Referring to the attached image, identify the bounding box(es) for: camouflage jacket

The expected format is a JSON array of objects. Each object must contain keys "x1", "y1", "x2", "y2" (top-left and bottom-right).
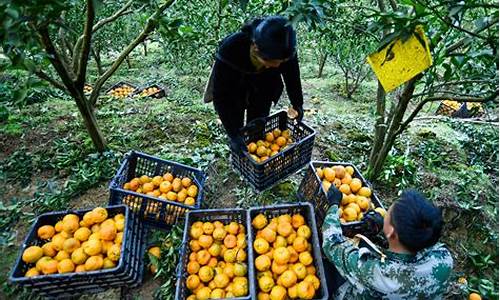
[{"x1": 322, "y1": 205, "x2": 453, "y2": 300}]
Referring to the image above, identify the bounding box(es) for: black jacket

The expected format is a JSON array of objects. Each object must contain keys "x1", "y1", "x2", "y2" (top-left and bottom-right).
[{"x1": 212, "y1": 29, "x2": 303, "y2": 137}]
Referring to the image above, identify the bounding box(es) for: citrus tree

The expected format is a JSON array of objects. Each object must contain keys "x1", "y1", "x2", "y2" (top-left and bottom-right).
[{"x1": 0, "y1": 0, "x2": 176, "y2": 152}]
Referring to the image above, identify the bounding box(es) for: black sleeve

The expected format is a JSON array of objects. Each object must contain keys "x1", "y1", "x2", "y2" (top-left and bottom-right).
[
  {"x1": 281, "y1": 54, "x2": 304, "y2": 108},
  {"x1": 212, "y1": 57, "x2": 244, "y2": 138}
]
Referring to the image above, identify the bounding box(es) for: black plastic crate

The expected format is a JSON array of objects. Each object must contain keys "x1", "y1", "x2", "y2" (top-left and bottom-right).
[
  {"x1": 35, "y1": 216, "x2": 146, "y2": 298},
  {"x1": 247, "y1": 203, "x2": 328, "y2": 300},
  {"x1": 109, "y1": 151, "x2": 206, "y2": 229},
  {"x1": 9, "y1": 205, "x2": 145, "y2": 296},
  {"x1": 133, "y1": 84, "x2": 166, "y2": 99},
  {"x1": 297, "y1": 161, "x2": 384, "y2": 238},
  {"x1": 174, "y1": 208, "x2": 254, "y2": 300},
  {"x1": 231, "y1": 110, "x2": 316, "y2": 191}
]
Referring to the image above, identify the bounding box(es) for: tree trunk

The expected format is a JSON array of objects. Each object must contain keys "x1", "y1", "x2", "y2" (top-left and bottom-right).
[
  {"x1": 126, "y1": 56, "x2": 132, "y2": 68},
  {"x1": 74, "y1": 93, "x2": 107, "y2": 152},
  {"x1": 367, "y1": 81, "x2": 387, "y2": 178},
  {"x1": 143, "y1": 42, "x2": 148, "y2": 56},
  {"x1": 368, "y1": 77, "x2": 419, "y2": 179},
  {"x1": 317, "y1": 53, "x2": 328, "y2": 78},
  {"x1": 92, "y1": 47, "x2": 104, "y2": 75}
]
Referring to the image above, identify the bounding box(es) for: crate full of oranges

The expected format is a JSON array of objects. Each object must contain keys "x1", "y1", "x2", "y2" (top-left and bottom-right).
[
  {"x1": 248, "y1": 203, "x2": 328, "y2": 300},
  {"x1": 8, "y1": 205, "x2": 145, "y2": 297},
  {"x1": 109, "y1": 151, "x2": 206, "y2": 228},
  {"x1": 297, "y1": 161, "x2": 386, "y2": 238},
  {"x1": 175, "y1": 209, "x2": 252, "y2": 300}
]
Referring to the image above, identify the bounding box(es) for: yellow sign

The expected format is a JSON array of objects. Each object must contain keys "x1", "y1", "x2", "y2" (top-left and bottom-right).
[{"x1": 367, "y1": 26, "x2": 432, "y2": 93}]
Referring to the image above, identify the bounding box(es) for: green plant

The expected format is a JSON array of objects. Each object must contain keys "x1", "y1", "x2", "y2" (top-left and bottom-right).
[{"x1": 381, "y1": 148, "x2": 417, "y2": 192}]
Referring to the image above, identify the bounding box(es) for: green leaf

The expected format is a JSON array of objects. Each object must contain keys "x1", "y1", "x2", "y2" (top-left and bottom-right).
[{"x1": 5, "y1": 7, "x2": 19, "y2": 19}]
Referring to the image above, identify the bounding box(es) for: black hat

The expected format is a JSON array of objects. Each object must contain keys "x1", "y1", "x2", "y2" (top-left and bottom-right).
[{"x1": 252, "y1": 16, "x2": 297, "y2": 60}]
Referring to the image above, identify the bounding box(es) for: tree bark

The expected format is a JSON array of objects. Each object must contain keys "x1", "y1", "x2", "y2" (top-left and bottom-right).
[
  {"x1": 143, "y1": 41, "x2": 148, "y2": 56},
  {"x1": 74, "y1": 94, "x2": 107, "y2": 152},
  {"x1": 317, "y1": 52, "x2": 327, "y2": 78},
  {"x1": 126, "y1": 56, "x2": 132, "y2": 68},
  {"x1": 92, "y1": 47, "x2": 104, "y2": 75}
]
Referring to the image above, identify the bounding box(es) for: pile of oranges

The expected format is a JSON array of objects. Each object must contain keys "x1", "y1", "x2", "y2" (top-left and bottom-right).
[
  {"x1": 316, "y1": 165, "x2": 385, "y2": 223},
  {"x1": 123, "y1": 173, "x2": 198, "y2": 207},
  {"x1": 84, "y1": 84, "x2": 93, "y2": 94},
  {"x1": 247, "y1": 129, "x2": 294, "y2": 163},
  {"x1": 22, "y1": 207, "x2": 124, "y2": 277},
  {"x1": 137, "y1": 86, "x2": 161, "y2": 97},
  {"x1": 184, "y1": 220, "x2": 249, "y2": 300},
  {"x1": 251, "y1": 213, "x2": 320, "y2": 300},
  {"x1": 108, "y1": 84, "x2": 135, "y2": 98}
]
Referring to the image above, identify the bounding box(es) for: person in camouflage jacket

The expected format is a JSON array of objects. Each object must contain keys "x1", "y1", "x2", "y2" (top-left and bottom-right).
[{"x1": 322, "y1": 189, "x2": 453, "y2": 299}]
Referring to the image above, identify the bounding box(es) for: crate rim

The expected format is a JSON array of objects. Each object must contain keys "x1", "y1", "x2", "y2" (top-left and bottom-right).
[
  {"x1": 240, "y1": 110, "x2": 317, "y2": 167},
  {"x1": 9, "y1": 204, "x2": 131, "y2": 283},
  {"x1": 307, "y1": 160, "x2": 384, "y2": 227},
  {"x1": 247, "y1": 202, "x2": 329, "y2": 300}
]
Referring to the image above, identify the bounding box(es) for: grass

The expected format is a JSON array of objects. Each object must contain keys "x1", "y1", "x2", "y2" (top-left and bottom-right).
[{"x1": 0, "y1": 46, "x2": 498, "y2": 299}]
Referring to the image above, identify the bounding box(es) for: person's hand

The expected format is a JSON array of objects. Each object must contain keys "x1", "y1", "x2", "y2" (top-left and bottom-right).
[
  {"x1": 229, "y1": 134, "x2": 247, "y2": 157},
  {"x1": 361, "y1": 211, "x2": 384, "y2": 237},
  {"x1": 326, "y1": 186, "x2": 343, "y2": 207},
  {"x1": 288, "y1": 106, "x2": 304, "y2": 122}
]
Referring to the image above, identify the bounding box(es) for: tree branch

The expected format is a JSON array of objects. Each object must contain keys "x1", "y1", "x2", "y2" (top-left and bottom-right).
[
  {"x1": 37, "y1": 25, "x2": 77, "y2": 96},
  {"x1": 445, "y1": 17, "x2": 498, "y2": 54},
  {"x1": 92, "y1": 0, "x2": 134, "y2": 33},
  {"x1": 72, "y1": 0, "x2": 134, "y2": 73},
  {"x1": 34, "y1": 70, "x2": 67, "y2": 92},
  {"x1": 89, "y1": 0, "x2": 176, "y2": 106},
  {"x1": 76, "y1": 0, "x2": 96, "y2": 87}
]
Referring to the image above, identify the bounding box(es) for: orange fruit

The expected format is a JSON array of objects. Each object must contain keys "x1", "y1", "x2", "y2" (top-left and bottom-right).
[
  {"x1": 199, "y1": 235, "x2": 214, "y2": 249},
  {"x1": 92, "y1": 207, "x2": 108, "y2": 223},
  {"x1": 208, "y1": 257, "x2": 218, "y2": 267},
  {"x1": 103, "y1": 257, "x2": 116, "y2": 269},
  {"x1": 265, "y1": 132, "x2": 274, "y2": 142},
  {"x1": 345, "y1": 166, "x2": 354, "y2": 176},
  {"x1": 259, "y1": 275, "x2": 275, "y2": 293},
  {"x1": 273, "y1": 236, "x2": 288, "y2": 249},
  {"x1": 276, "y1": 137, "x2": 287, "y2": 147},
  {"x1": 151, "y1": 176, "x2": 163, "y2": 187},
  {"x1": 357, "y1": 196, "x2": 370, "y2": 211},
  {"x1": 62, "y1": 218, "x2": 79, "y2": 234},
  {"x1": 107, "y1": 244, "x2": 121, "y2": 261},
  {"x1": 142, "y1": 182, "x2": 154, "y2": 193},
  {"x1": 25, "y1": 267, "x2": 39, "y2": 277},
  {"x1": 297, "y1": 280, "x2": 315, "y2": 299},
  {"x1": 197, "y1": 250, "x2": 211, "y2": 265},
  {"x1": 85, "y1": 255, "x2": 104, "y2": 271},
  {"x1": 469, "y1": 293, "x2": 482, "y2": 300},
  {"x1": 187, "y1": 261, "x2": 200, "y2": 274},
  {"x1": 214, "y1": 273, "x2": 230, "y2": 288},
  {"x1": 254, "y1": 238, "x2": 270, "y2": 254},
  {"x1": 190, "y1": 225, "x2": 204, "y2": 239},
  {"x1": 248, "y1": 142, "x2": 258, "y2": 153},
  {"x1": 224, "y1": 234, "x2": 237, "y2": 248},
  {"x1": 270, "y1": 285, "x2": 287, "y2": 300},
  {"x1": 172, "y1": 178, "x2": 182, "y2": 192},
  {"x1": 341, "y1": 173, "x2": 352, "y2": 185},
  {"x1": 74, "y1": 227, "x2": 91, "y2": 242},
  {"x1": 323, "y1": 168, "x2": 335, "y2": 182},
  {"x1": 83, "y1": 239, "x2": 102, "y2": 256},
  {"x1": 38, "y1": 225, "x2": 56, "y2": 240},
  {"x1": 350, "y1": 178, "x2": 362, "y2": 193},
  {"x1": 339, "y1": 183, "x2": 351, "y2": 195},
  {"x1": 252, "y1": 214, "x2": 268, "y2": 229},
  {"x1": 41, "y1": 259, "x2": 58, "y2": 275},
  {"x1": 286, "y1": 245, "x2": 298, "y2": 263},
  {"x1": 226, "y1": 222, "x2": 239, "y2": 235},
  {"x1": 75, "y1": 264, "x2": 86, "y2": 272},
  {"x1": 202, "y1": 222, "x2": 215, "y2": 235},
  {"x1": 261, "y1": 227, "x2": 276, "y2": 243},
  {"x1": 139, "y1": 175, "x2": 150, "y2": 184},
  {"x1": 304, "y1": 274, "x2": 321, "y2": 290},
  {"x1": 273, "y1": 247, "x2": 290, "y2": 265},
  {"x1": 63, "y1": 238, "x2": 80, "y2": 253},
  {"x1": 100, "y1": 225, "x2": 117, "y2": 241},
  {"x1": 236, "y1": 248, "x2": 247, "y2": 262},
  {"x1": 271, "y1": 260, "x2": 288, "y2": 275},
  {"x1": 255, "y1": 255, "x2": 271, "y2": 271},
  {"x1": 223, "y1": 248, "x2": 237, "y2": 263},
  {"x1": 71, "y1": 247, "x2": 88, "y2": 265},
  {"x1": 54, "y1": 221, "x2": 64, "y2": 232},
  {"x1": 234, "y1": 263, "x2": 247, "y2": 277},
  {"x1": 187, "y1": 185, "x2": 198, "y2": 197},
  {"x1": 232, "y1": 277, "x2": 248, "y2": 297},
  {"x1": 280, "y1": 270, "x2": 297, "y2": 288},
  {"x1": 277, "y1": 222, "x2": 293, "y2": 237},
  {"x1": 273, "y1": 128, "x2": 282, "y2": 138},
  {"x1": 22, "y1": 246, "x2": 43, "y2": 263},
  {"x1": 54, "y1": 250, "x2": 70, "y2": 261},
  {"x1": 334, "y1": 166, "x2": 346, "y2": 179},
  {"x1": 213, "y1": 227, "x2": 227, "y2": 241},
  {"x1": 159, "y1": 181, "x2": 172, "y2": 193},
  {"x1": 256, "y1": 146, "x2": 267, "y2": 157},
  {"x1": 292, "y1": 263, "x2": 307, "y2": 279},
  {"x1": 292, "y1": 237, "x2": 308, "y2": 253},
  {"x1": 291, "y1": 214, "x2": 305, "y2": 229},
  {"x1": 198, "y1": 265, "x2": 215, "y2": 282},
  {"x1": 211, "y1": 289, "x2": 225, "y2": 299},
  {"x1": 342, "y1": 207, "x2": 357, "y2": 222},
  {"x1": 57, "y1": 258, "x2": 75, "y2": 274},
  {"x1": 288, "y1": 284, "x2": 298, "y2": 298},
  {"x1": 208, "y1": 243, "x2": 222, "y2": 257},
  {"x1": 334, "y1": 178, "x2": 342, "y2": 188},
  {"x1": 299, "y1": 251, "x2": 313, "y2": 266},
  {"x1": 163, "y1": 173, "x2": 174, "y2": 182},
  {"x1": 322, "y1": 180, "x2": 331, "y2": 193},
  {"x1": 196, "y1": 286, "x2": 211, "y2": 300},
  {"x1": 358, "y1": 187, "x2": 372, "y2": 197},
  {"x1": 316, "y1": 168, "x2": 324, "y2": 180},
  {"x1": 41, "y1": 242, "x2": 57, "y2": 257},
  {"x1": 306, "y1": 265, "x2": 316, "y2": 275},
  {"x1": 297, "y1": 225, "x2": 312, "y2": 239},
  {"x1": 375, "y1": 207, "x2": 387, "y2": 217},
  {"x1": 347, "y1": 203, "x2": 361, "y2": 214}
]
